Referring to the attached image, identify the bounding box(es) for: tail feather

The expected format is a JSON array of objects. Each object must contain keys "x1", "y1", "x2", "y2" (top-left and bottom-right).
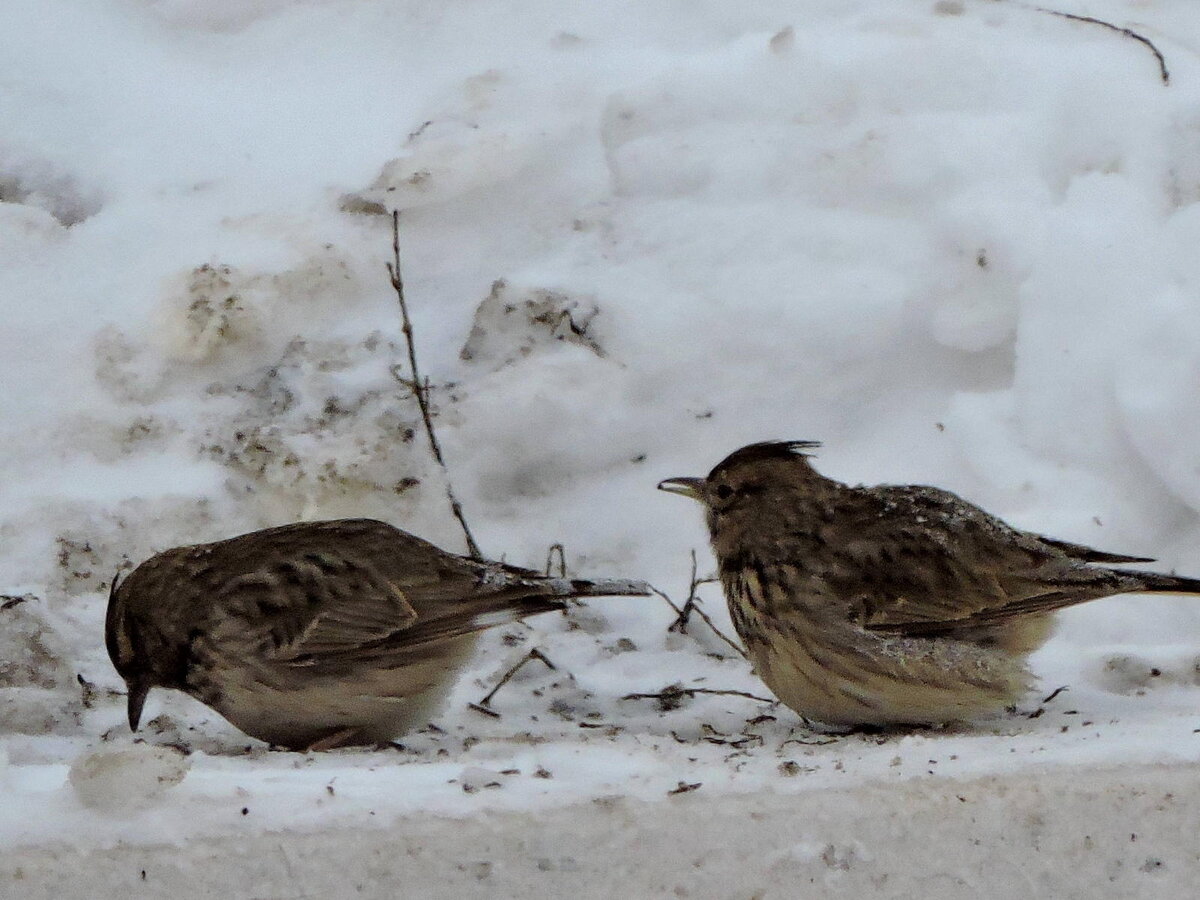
[
  {"x1": 1040, "y1": 536, "x2": 1155, "y2": 564},
  {"x1": 1135, "y1": 571, "x2": 1200, "y2": 595},
  {"x1": 397, "y1": 577, "x2": 650, "y2": 648},
  {"x1": 463, "y1": 576, "x2": 651, "y2": 634}
]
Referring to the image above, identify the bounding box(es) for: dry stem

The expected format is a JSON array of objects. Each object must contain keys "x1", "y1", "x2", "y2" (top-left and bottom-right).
[
  {"x1": 622, "y1": 686, "x2": 776, "y2": 705},
  {"x1": 478, "y1": 648, "x2": 557, "y2": 708},
  {"x1": 544, "y1": 543, "x2": 567, "y2": 577},
  {"x1": 668, "y1": 549, "x2": 719, "y2": 631},
  {"x1": 1004, "y1": 2, "x2": 1170, "y2": 85},
  {"x1": 653, "y1": 587, "x2": 745, "y2": 658},
  {"x1": 386, "y1": 210, "x2": 482, "y2": 560}
]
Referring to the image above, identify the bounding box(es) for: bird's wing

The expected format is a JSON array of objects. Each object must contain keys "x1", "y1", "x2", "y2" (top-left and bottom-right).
[
  {"x1": 207, "y1": 553, "x2": 422, "y2": 661},
  {"x1": 820, "y1": 485, "x2": 1141, "y2": 636},
  {"x1": 202, "y1": 542, "x2": 564, "y2": 670}
]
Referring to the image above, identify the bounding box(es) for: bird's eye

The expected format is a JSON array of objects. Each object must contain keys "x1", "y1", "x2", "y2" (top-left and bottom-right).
[{"x1": 714, "y1": 484, "x2": 734, "y2": 501}]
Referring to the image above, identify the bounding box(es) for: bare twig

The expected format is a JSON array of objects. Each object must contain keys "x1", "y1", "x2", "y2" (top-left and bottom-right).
[
  {"x1": 1027, "y1": 684, "x2": 1070, "y2": 719},
  {"x1": 386, "y1": 210, "x2": 482, "y2": 560},
  {"x1": 544, "y1": 543, "x2": 566, "y2": 577},
  {"x1": 1042, "y1": 685, "x2": 1069, "y2": 704},
  {"x1": 1012, "y1": 3, "x2": 1169, "y2": 85},
  {"x1": 780, "y1": 731, "x2": 839, "y2": 749},
  {"x1": 544, "y1": 544, "x2": 576, "y2": 615},
  {"x1": 478, "y1": 648, "x2": 557, "y2": 708},
  {"x1": 669, "y1": 549, "x2": 719, "y2": 631},
  {"x1": 467, "y1": 702, "x2": 501, "y2": 719},
  {"x1": 653, "y1": 587, "x2": 746, "y2": 659},
  {"x1": 698, "y1": 723, "x2": 765, "y2": 749},
  {"x1": 1043, "y1": 9, "x2": 1168, "y2": 84},
  {"x1": 622, "y1": 685, "x2": 777, "y2": 706},
  {"x1": 1027, "y1": 686, "x2": 1075, "y2": 724}
]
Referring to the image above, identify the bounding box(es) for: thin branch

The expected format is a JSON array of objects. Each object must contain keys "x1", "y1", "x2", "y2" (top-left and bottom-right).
[
  {"x1": 622, "y1": 686, "x2": 777, "y2": 705},
  {"x1": 545, "y1": 544, "x2": 574, "y2": 615},
  {"x1": 478, "y1": 648, "x2": 557, "y2": 708},
  {"x1": 1042, "y1": 684, "x2": 1069, "y2": 705},
  {"x1": 780, "y1": 731, "x2": 839, "y2": 748},
  {"x1": 544, "y1": 543, "x2": 567, "y2": 577},
  {"x1": 669, "y1": 549, "x2": 719, "y2": 631},
  {"x1": 1013, "y1": 3, "x2": 1169, "y2": 85},
  {"x1": 386, "y1": 210, "x2": 482, "y2": 560},
  {"x1": 653, "y1": 586, "x2": 746, "y2": 659},
  {"x1": 1027, "y1": 684, "x2": 1071, "y2": 719},
  {"x1": 1042, "y1": 9, "x2": 1168, "y2": 85}
]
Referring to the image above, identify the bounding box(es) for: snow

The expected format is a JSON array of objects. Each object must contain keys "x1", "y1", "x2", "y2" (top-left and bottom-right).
[{"x1": 4, "y1": 0, "x2": 1200, "y2": 889}]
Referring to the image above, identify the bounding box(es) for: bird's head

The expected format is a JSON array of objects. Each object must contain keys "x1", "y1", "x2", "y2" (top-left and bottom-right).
[
  {"x1": 658, "y1": 440, "x2": 825, "y2": 543},
  {"x1": 105, "y1": 571, "x2": 157, "y2": 733}
]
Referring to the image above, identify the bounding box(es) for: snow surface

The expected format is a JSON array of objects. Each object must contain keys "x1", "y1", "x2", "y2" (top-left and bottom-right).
[{"x1": 4, "y1": 0, "x2": 1200, "y2": 880}]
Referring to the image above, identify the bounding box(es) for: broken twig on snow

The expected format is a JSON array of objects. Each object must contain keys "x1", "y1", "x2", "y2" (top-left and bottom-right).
[
  {"x1": 477, "y1": 648, "x2": 557, "y2": 708},
  {"x1": 1042, "y1": 685, "x2": 1069, "y2": 705},
  {"x1": 622, "y1": 684, "x2": 777, "y2": 707},
  {"x1": 0, "y1": 594, "x2": 30, "y2": 611},
  {"x1": 668, "y1": 549, "x2": 719, "y2": 632},
  {"x1": 544, "y1": 543, "x2": 567, "y2": 578},
  {"x1": 1009, "y1": 2, "x2": 1169, "y2": 85},
  {"x1": 386, "y1": 210, "x2": 482, "y2": 560},
  {"x1": 653, "y1": 582, "x2": 746, "y2": 659}
]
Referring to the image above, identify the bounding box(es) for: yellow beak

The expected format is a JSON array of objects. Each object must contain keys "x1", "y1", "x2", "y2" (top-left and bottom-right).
[{"x1": 657, "y1": 477, "x2": 705, "y2": 500}]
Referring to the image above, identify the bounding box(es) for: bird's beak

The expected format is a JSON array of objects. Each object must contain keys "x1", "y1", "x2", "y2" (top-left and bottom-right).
[
  {"x1": 126, "y1": 678, "x2": 149, "y2": 732},
  {"x1": 657, "y1": 477, "x2": 705, "y2": 501}
]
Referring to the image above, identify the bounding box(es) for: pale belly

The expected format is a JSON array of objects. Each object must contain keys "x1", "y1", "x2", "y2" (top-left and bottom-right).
[
  {"x1": 736, "y1": 611, "x2": 1039, "y2": 727},
  {"x1": 190, "y1": 635, "x2": 478, "y2": 749}
]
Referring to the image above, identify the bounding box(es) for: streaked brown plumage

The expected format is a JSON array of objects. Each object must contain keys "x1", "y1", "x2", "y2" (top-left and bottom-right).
[
  {"x1": 106, "y1": 518, "x2": 649, "y2": 750},
  {"x1": 659, "y1": 441, "x2": 1200, "y2": 728}
]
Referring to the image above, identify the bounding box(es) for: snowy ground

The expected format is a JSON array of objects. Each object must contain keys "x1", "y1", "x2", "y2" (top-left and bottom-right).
[{"x1": 5, "y1": 0, "x2": 1200, "y2": 892}]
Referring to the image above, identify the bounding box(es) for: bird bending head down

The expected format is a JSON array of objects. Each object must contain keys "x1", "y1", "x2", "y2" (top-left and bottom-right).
[{"x1": 106, "y1": 518, "x2": 649, "y2": 750}]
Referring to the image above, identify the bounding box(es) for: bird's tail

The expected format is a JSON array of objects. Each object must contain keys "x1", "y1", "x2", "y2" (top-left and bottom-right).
[
  {"x1": 1135, "y1": 571, "x2": 1200, "y2": 595},
  {"x1": 400, "y1": 577, "x2": 651, "y2": 647},
  {"x1": 463, "y1": 576, "x2": 650, "y2": 631}
]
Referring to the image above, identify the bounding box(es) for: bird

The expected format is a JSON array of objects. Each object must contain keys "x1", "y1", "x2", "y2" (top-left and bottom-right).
[
  {"x1": 106, "y1": 518, "x2": 650, "y2": 750},
  {"x1": 658, "y1": 440, "x2": 1200, "y2": 729}
]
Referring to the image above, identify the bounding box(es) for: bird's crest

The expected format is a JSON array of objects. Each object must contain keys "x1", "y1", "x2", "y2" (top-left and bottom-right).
[{"x1": 709, "y1": 440, "x2": 822, "y2": 477}]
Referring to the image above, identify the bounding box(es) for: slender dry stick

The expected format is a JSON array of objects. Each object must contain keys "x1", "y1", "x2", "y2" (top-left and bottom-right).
[
  {"x1": 1002, "y1": 1, "x2": 1170, "y2": 85},
  {"x1": 652, "y1": 587, "x2": 746, "y2": 659},
  {"x1": 0, "y1": 595, "x2": 30, "y2": 611},
  {"x1": 478, "y1": 648, "x2": 557, "y2": 708},
  {"x1": 386, "y1": 210, "x2": 482, "y2": 560},
  {"x1": 544, "y1": 543, "x2": 567, "y2": 577},
  {"x1": 669, "y1": 549, "x2": 719, "y2": 631},
  {"x1": 622, "y1": 686, "x2": 777, "y2": 705},
  {"x1": 1038, "y1": 8, "x2": 1169, "y2": 85},
  {"x1": 544, "y1": 543, "x2": 574, "y2": 615}
]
